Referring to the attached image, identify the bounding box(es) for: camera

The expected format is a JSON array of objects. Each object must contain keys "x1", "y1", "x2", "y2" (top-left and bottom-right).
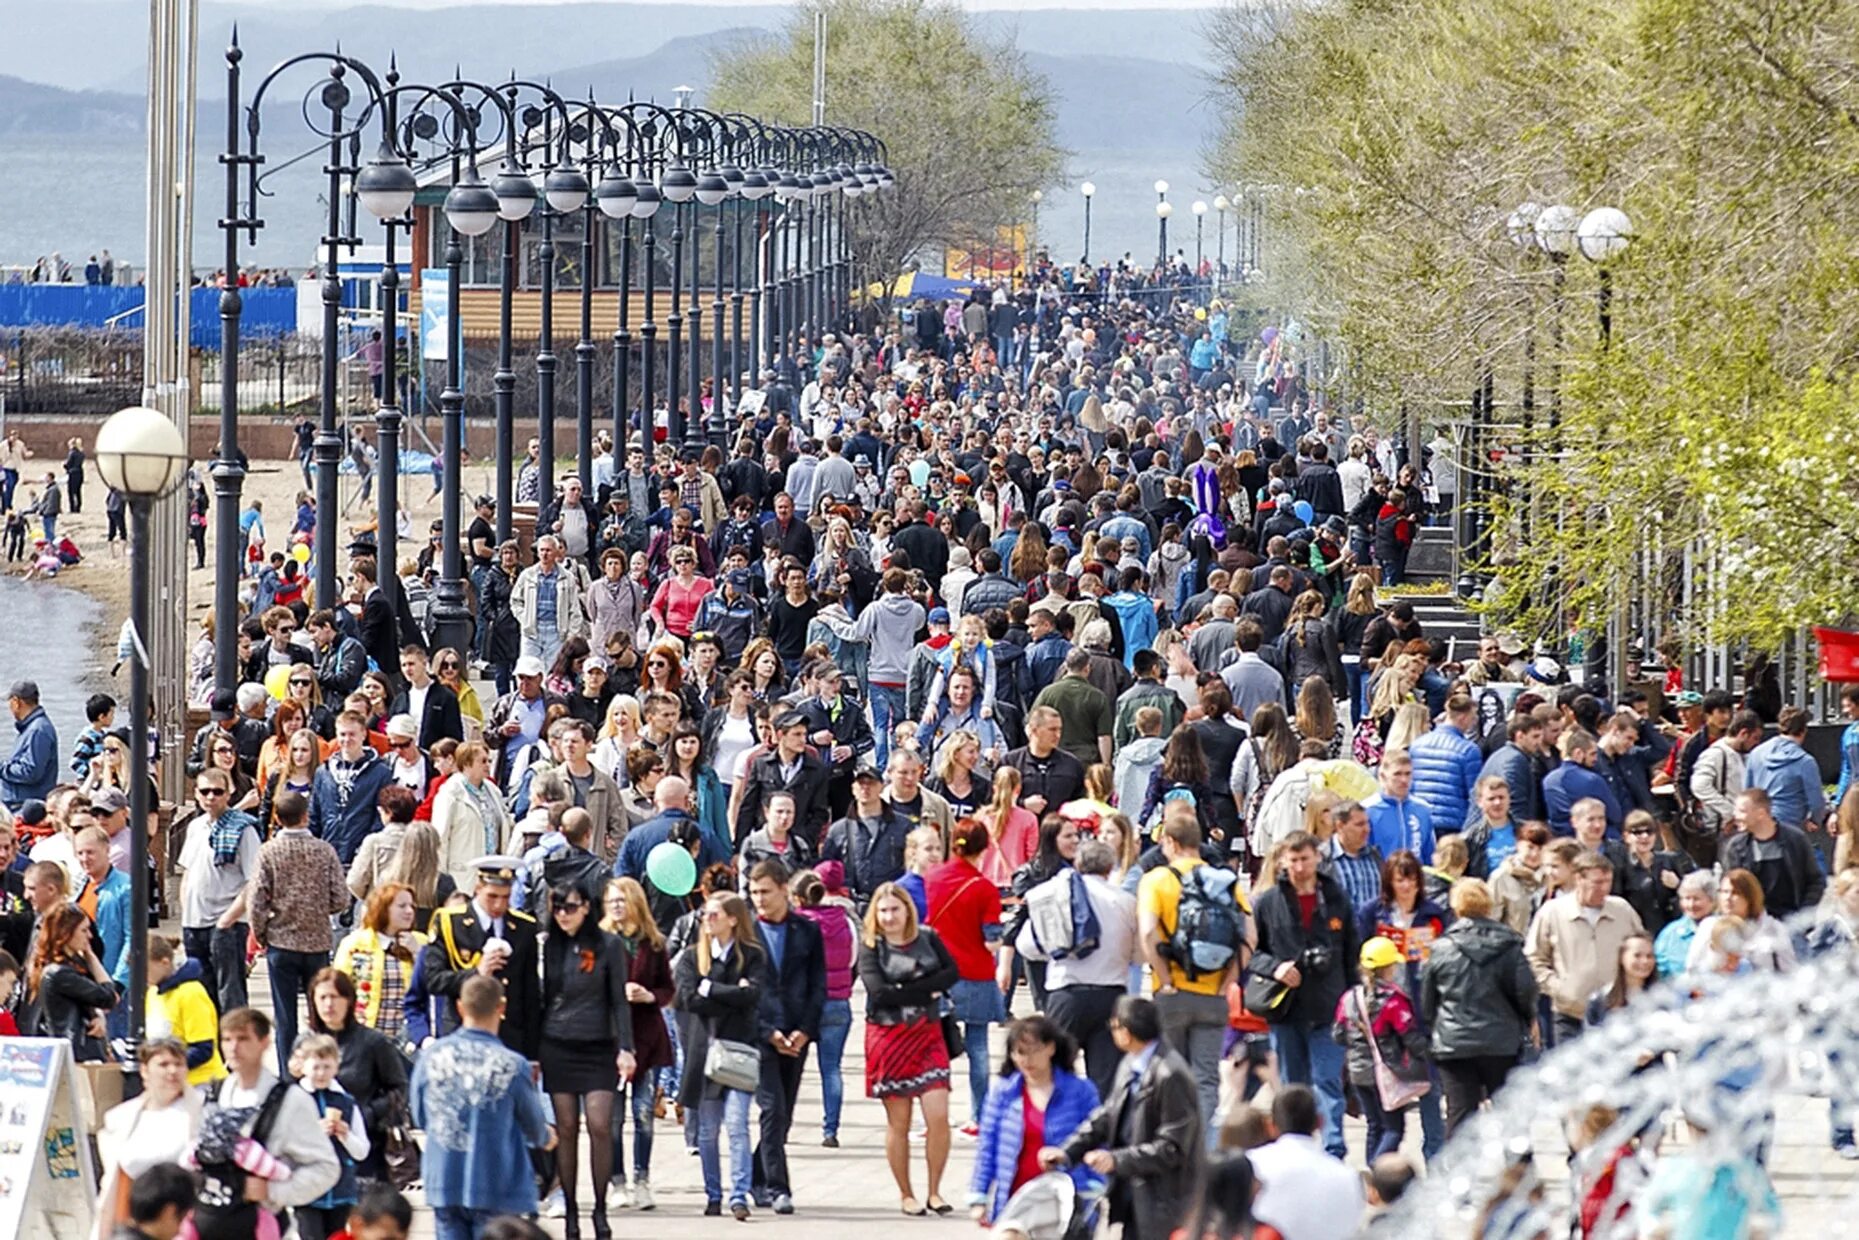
[{"x1": 1298, "y1": 944, "x2": 1334, "y2": 976}]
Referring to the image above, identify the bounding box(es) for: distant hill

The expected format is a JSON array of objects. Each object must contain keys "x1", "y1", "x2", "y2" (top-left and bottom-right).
[
  {"x1": 7, "y1": 1, "x2": 1216, "y2": 98},
  {"x1": 0, "y1": 75, "x2": 142, "y2": 137}
]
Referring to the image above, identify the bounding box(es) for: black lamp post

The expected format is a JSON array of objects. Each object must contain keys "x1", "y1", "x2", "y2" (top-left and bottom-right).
[
  {"x1": 1214, "y1": 193, "x2": 1229, "y2": 284},
  {"x1": 1192, "y1": 199, "x2": 1206, "y2": 290},
  {"x1": 1154, "y1": 179, "x2": 1171, "y2": 269},
  {"x1": 218, "y1": 42, "x2": 391, "y2": 690},
  {"x1": 707, "y1": 124, "x2": 743, "y2": 447},
  {"x1": 592, "y1": 107, "x2": 642, "y2": 477},
  {"x1": 1080, "y1": 181, "x2": 1095, "y2": 266},
  {"x1": 488, "y1": 88, "x2": 536, "y2": 543},
  {"x1": 661, "y1": 124, "x2": 697, "y2": 447},
  {"x1": 94, "y1": 405, "x2": 188, "y2": 1053}
]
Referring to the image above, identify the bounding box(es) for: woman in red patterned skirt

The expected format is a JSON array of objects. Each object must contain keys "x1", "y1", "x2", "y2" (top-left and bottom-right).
[{"x1": 859, "y1": 881, "x2": 961, "y2": 1217}]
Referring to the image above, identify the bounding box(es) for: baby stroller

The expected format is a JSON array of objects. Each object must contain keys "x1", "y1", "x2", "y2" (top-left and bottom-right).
[{"x1": 989, "y1": 1170, "x2": 1103, "y2": 1240}]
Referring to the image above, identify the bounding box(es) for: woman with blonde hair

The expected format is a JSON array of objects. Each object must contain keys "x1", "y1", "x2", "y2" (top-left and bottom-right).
[
  {"x1": 859, "y1": 882, "x2": 959, "y2": 1216},
  {"x1": 259, "y1": 727, "x2": 325, "y2": 833},
  {"x1": 1338, "y1": 572, "x2": 1380, "y2": 714},
  {"x1": 332, "y1": 881, "x2": 423, "y2": 1045},
  {"x1": 1008, "y1": 520, "x2": 1048, "y2": 586},
  {"x1": 1357, "y1": 652, "x2": 1423, "y2": 766},
  {"x1": 977, "y1": 766, "x2": 1038, "y2": 886},
  {"x1": 1383, "y1": 700, "x2": 1433, "y2": 758},
  {"x1": 593, "y1": 694, "x2": 642, "y2": 779},
  {"x1": 673, "y1": 891, "x2": 765, "y2": 1219},
  {"x1": 926, "y1": 728, "x2": 986, "y2": 819},
  {"x1": 382, "y1": 820, "x2": 456, "y2": 933},
  {"x1": 602, "y1": 876, "x2": 674, "y2": 1208}
]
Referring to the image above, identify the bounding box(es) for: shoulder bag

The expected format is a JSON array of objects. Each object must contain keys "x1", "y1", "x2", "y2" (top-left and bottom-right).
[{"x1": 1351, "y1": 985, "x2": 1430, "y2": 1112}]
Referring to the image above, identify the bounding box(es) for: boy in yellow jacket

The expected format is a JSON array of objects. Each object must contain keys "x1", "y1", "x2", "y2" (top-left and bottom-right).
[{"x1": 146, "y1": 935, "x2": 225, "y2": 1086}]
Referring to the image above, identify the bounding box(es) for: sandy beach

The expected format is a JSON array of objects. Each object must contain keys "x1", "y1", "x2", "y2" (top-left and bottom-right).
[{"x1": 21, "y1": 449, "x2": 511, "y2": 630}]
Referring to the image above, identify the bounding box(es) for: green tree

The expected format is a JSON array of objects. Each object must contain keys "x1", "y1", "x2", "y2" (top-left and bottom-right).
[
  {"x1": 710, "y1": 0, "x2": 1063, "y2": 298},
  {"x1": 1202, "y1": 0, "x2": 1859, "y2": 651}
]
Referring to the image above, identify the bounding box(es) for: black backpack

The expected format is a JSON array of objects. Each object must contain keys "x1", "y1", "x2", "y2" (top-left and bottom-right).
[{"x1": 1163, "y1": 865, "x2": 1246, "y2": 980}]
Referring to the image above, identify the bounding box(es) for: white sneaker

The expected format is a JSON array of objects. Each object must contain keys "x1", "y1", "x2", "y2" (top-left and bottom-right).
[
  {"x1": 541, "y1": 1188, "x2": 567, "y2": 1219},
  {"x1": 611, "y1": 1180, "x2": 635, "y2": 1210},
  {"x1": 633, "y1": 1181, "x2": 656, "y2": 1211}
]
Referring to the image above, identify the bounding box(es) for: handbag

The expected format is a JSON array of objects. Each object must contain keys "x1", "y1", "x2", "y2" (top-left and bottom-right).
[
  {"x1": 380, "y1": 1088, "x2": 422, "y2": 1192},
  {"x1": 940, "y1": 1012, "x2": 966, "y2": 1060},
  {"x1": 1241, "y1": 970, "x2": 1292, "y2": 1021},
  {"x1": 1351, "y1": 986, "x2": 1430, "y2": 1112},
  {"x1": 703, "y1": 1021, "x2": 763, "y2": 1093}
]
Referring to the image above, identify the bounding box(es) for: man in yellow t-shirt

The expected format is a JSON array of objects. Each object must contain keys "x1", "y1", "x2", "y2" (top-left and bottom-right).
[
  {"x1": 1136, "y1": 811, "x2": 1250, "y2": 1130},
  {"x1": 145, "y1": 935, "x2": 226, "y2": 1086}
]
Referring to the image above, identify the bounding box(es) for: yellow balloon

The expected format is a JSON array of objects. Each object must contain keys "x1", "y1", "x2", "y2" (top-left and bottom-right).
[
  {"x1": 1195, "y1": 307, "x2": 1207, "y2": 321},
  {"x1": 264, "y1": 665, "x2": 293, "y2": 702},
  {"x1": 292, "y1": 544, "x2": 312, "y2": 565}
]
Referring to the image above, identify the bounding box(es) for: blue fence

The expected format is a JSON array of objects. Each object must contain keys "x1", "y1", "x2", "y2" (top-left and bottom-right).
[{"x1": 0, "y1": 285, "x2": 298, "y2": 348}]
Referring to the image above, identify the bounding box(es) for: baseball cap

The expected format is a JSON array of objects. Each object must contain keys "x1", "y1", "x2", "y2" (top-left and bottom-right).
[
  {"x1": 90, "y1": 788, "x2": 129, "y2": 814},
  {"x1": 1674, "y1": 690, "x2": 1703, "y2": 708},
  {"x1": 514, "y1": 655, "x2": 546, "y2": 678},
  {"x1": 385, "y1": 714, "x2": 420, "y2": 741},
  {"x1": 209, "y1": 688, "x2": 238, "y2": 721},
  {"x1": 928, "y1": 606, "x2": 952, "y2": 625}
]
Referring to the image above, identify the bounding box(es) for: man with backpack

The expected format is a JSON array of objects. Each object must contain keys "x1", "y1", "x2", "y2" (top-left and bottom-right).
[
  {"x1": 1016, "y1": 840, "x2": 1138, "y2": 1099},
  {"x1": 1137, "y1": 817, "x2": 1250, "y2": 1134}
]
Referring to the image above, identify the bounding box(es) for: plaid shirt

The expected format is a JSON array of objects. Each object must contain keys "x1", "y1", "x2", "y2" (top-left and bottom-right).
[{"x1": 1322, "y1": 838, "x2": 1385, "y2": 915}]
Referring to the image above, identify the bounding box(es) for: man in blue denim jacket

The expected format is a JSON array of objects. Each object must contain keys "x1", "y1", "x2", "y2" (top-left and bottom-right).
[{"x1": 411, "y1": 975, "x2": 556, "y2": 1240}]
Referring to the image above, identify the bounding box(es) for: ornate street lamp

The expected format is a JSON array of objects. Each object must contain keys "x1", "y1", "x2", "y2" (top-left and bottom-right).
[{"x1": 94, "y1": 404, "x2": 187, "y2": 1048}]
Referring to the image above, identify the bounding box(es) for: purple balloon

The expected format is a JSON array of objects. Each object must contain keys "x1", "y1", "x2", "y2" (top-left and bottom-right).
[{"x1": 1259, "y1": 326, "x2": 1279, "y2": 345}]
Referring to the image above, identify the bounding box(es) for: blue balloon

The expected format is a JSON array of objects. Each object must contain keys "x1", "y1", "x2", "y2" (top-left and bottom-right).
[{"x1": 1294, "y1": 500, "x2": 1314, "y2": 524}]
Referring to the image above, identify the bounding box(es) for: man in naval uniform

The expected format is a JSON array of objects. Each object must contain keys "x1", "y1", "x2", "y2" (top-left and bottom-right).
[{"x1": 420, "y1": 854, "x2": 542, "y2": 1062}]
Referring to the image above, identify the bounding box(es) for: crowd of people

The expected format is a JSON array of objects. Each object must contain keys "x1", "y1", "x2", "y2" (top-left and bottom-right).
[{"x1": 2, "y1": 264, "x2": 1850, "y2": 1240}]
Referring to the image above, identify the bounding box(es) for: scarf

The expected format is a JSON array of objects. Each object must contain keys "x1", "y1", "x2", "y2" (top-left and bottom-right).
[{"x1": 210, "y1": 810, "x2": 251, "y2": 868}]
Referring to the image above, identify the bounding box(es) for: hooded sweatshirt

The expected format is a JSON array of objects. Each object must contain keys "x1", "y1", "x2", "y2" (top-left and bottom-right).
[
  {"x1": 853, "y1": 590, "x2": 928, "y2": 687},
  {"x1": 150, "y1": 958, "x2": 227, "y2": 1084},
  {"x1": 1114, "y1": 736, "x2": 1169, "y2": 823}
]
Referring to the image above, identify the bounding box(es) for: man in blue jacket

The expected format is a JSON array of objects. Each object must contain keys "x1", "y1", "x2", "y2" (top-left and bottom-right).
[
  {"x1": 1408, "y1": 695, "x2": 1481, "y2": 834},
  {"x1": 1473, "y1": 715, "x2": 1547, "y2": 827},
  {"x1": 309, "y1": 712, "x2": 396, "y2": 864},
  {"x1": 1, "y1": 681, "x2": 58, "y2": 810},
  {"x1": 1363, "y1": 749, "x2": 1436, "y2": 863},
  {"x1": 1745, "y1": 706, "x2": 1828, "y2": 833},
  {"x1": 1542, "y1": 729, "x2": 1622, "y2": 837}
]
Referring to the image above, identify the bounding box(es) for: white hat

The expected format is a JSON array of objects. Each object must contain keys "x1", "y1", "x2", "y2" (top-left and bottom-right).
[
  {"x1": 385, "y1": 713, "x2": 419, "y2": 740},
  {"x1": 514, "y1": 655, "x2": 546, "y2": 678}
]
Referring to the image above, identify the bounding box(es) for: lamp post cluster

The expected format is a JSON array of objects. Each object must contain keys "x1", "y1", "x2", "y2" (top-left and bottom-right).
[{"x1": 212, "y1": 34, "x2": 893, "y2": 693}]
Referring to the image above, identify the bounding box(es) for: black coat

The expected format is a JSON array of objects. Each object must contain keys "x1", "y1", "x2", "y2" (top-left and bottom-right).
[
  {"x1": 673, "y1": 937, "x2": 767, "y2": 1105},
  {"x1": 35, "y1": 962, "x2": 117, "y2": 1061},
  {"x1": 797, "y1": 694, "x2": 876, "y2": 782},
  {"x1": 420, "y1": 903, "x2": 543, "y2": 1059},
  {"x1": 892, "y1": 519, "x2": 949, "y2": 589},
  {"x1": 1293, "y1": 462, "x2": 1346, "y2": 519},
  {"x1": 1418, "y1": 916, "x2": 1538, "y2": 1061},
  {"x1": 315, "y1": 634, "x2": 369, "y2": 701},
  {"x1": 388, "y1": 681, "x2": 464, "y2": 749},
  {"x1": 1060, "y1": 1044, "x2": 1205, "y2": 1240},
  {"x1": 821, "y1": 807, "x2": 912, "y2": 902},
  {"x1": 332, "y1": 1019, "x2": 408, "y2": 1178},
  {"x1": 358, "y1": 592, "x2": 401, "y2": 685},
  {"x1": 753, "y1": 912, "x2": 826, "y2": 1041},
  {"x1": 1719, "y1": 823, "x2": 1825, "y2": 918},
  {"x1": 735, "y1": 749, "x2": 833, "y2": 846},
  {"x1": 1246, "y1": 872, "x2": 1360, "y2": 1031},
  {"x1": 1613, "y1": 849, "x2": 1694, "y2": 935},
  {"x1": 857, "y1": 929, "x2": 959, "y2": 1025},
  {"x1": 542, "y1": 928, "x2": 635, "y2": 1049}
]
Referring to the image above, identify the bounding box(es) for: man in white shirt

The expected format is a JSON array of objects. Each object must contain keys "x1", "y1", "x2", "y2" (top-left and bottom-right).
[
  {"x1": 1249, "y1": 1086, "x2": 1366, "y2": 1240},
  {"x1": 1016, "y1": 839, "x2": 1137, "y2": 1098},
  {"x1": 176, "y1": 769, "x2": 263, "y2": 1018}
]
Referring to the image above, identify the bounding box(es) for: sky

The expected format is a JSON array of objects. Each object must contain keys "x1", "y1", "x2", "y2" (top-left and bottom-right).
[{"x1": 226, "y1": 0, "x2": 1224, "y2": 7}]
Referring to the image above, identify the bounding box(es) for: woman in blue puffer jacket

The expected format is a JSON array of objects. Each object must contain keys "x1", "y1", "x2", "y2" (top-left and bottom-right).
[{"x1": 969, "y1": 1016, "x2": 1104, "y2": 1225}]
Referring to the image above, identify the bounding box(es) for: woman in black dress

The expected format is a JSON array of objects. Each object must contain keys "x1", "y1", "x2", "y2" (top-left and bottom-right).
[{"x1": 541, "y1": 880, "x2": 637, "y2": 1238}]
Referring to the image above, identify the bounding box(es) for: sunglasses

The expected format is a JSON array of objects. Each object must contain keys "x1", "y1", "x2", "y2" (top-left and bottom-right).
[
  {"x1": 290, "y1": 678, "x2": 312, "y2": 687},
  {"x1": 648, "y1": 658, "x2": 670, "y2": 668},
  {"x1": 555, "y1": 902, "x2": 588, "y2": 914},
  {"x1": 198, "y1": 787, "x2": 227, "y2": 798}
]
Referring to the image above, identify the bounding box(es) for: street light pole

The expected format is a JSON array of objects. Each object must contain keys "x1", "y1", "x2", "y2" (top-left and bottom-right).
[
  {"x1": 1214, "y1": 194, "x2": 1229, "y2": 285},
  {"x1": 1080, "y1": 181, "x2": 1094, "y2": 265},
  {"x1": 1154, "y1": 179, "x2": 1170, "y2": 269},
  {"x1": 1192, "y1": 199, "x2": 1206, "y2": 293},
  {"x1": 313, "y1": 65, "x2": 356, "y2": 614}
]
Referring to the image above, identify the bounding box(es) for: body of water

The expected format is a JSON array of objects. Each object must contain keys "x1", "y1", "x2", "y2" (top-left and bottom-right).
[
  {"x1": 0, "y1": 574, "x2": 110, "y2": 763},
  {"x1": 0, "y1": 139, "x2": 1217, "y2": 281}
]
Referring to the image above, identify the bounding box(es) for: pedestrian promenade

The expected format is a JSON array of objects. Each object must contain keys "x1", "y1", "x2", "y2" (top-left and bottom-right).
[{"x1": 226, "y1": 939, "x2": 1859, "y2": 1238}]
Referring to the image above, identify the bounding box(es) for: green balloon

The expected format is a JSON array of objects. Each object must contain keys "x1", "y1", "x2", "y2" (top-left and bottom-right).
[{"x1": 645, "y1": 840, "x2": 698, "y2": 897}]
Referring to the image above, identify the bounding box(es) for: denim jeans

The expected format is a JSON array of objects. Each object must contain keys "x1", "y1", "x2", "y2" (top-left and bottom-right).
[
  {"x1": 266, "y1": 946, "x2": 329, "y2": 1066},
  {"x1": 1, "y1": 468, "x2": 16, "y2": 510},
  {"x1": 816, "y1": 998, "x2": 852, "y2": 1139},
  {"x1": 963, "y1": 1020, "x2": 991, "y2": 1119},
  {"x1": 1270, "y1": 1022, "x2": 1348, "y2": 1158},
  {"x1": 1353, "y1": 1081, "x2": 1406, "y2": 1160},
  {"x1": 869, "y1": 685, "x2": 906, "y2": 772},
  {"x1": 41, "y1": 515, "x2": 55, "y2": 544},
  {"x1": 698, "y1": 1088, "x2": 753, "y2": 1206},
  {"x1": 433, "y1": 1206, "x2": 501, "y2": 1240},
  {"x1": 1157, "y1": 990, "x2": 1227, "y2": 1144},
  {"x1": 522, "y1": 621, "x2": 561, "y2": 671},
  {"x1": 183, "y1": 923, "x2": 250, "y2": 1015},
  {"x1": 612, "y1": 1081, "x2": 657, "y2": 1182}
]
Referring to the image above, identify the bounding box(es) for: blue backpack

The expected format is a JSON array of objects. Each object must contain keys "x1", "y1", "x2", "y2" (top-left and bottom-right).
[{"x1": 1165, "y1": 864, "x2": 1245, "y2": 979}]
